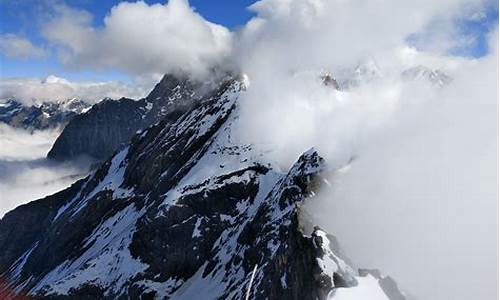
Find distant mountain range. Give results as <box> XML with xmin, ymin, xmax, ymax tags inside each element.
<box><xmin>401</xmin><ymin>65</ymin><xmax>452</xmax><ymax>87</ymax></box>
<box><xmin>0</xmin><ymin>98</ymin><xmax>91</xmax><ymax>130</ymax></box>
<box><xmin>334</xmin><ymin>58</ymin><xmax>452</xmax><ymax>90</ymax></box>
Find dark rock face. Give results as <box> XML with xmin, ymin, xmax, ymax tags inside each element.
<box><xmin>321</xmin><ymin>74</ymin><xmax>340</xmax><ymax>90</ymax></box>
<box><xmin>47</xmin><ymin>74</ymin><xmax>215</xmax><ymax>161</ymax></box>
<box><xmin>47</xmin><ymin>98</ymin><xmax>148</xmax><ymax>161</ymax></box>
<box><xmin>0</xmin><ymin>75</ymin><xmax>405</xmax><ymax>299</ymax></box>
<box><xmin>0</xmin><ymin>99</ymin><xmax>90</xmax><ymax>130</ymax></box>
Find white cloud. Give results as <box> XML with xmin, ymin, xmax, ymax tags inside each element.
<box><xmin>0</xmin><ymin>34</ymin><xmax>46</xmax><ymax>59</ymax></box>
<box><xmin>234</xmin><ymin>0</ymin><xmax>493</xmax><ymax>166</ymax></box>
<box><xmin>0</xmin><ymin>75</ymin><xmax>150</xmax><ymax>105</ymax></box>
<box><xmin>0</xmin><ymin>124</ymin><xmax>88</xmax><ymax>218</ymax></box>
<box><xmin>42</xmin><ymin>0</ymin><xmax>232</xmax><ymax>78</ymax></box>
<box><xmin>306</xmin><ymin>42</ymin><xmax>498</xmax><ymax>300</ymax></box>
<box><xmin>235</xmin><ymin>0</ymin><xmax>479</xmax><ymax>73</ymax></box>
<box><xmin>230</xmin><ymin>0</ymin><xmax>497</xmax><ymax>299</ymax></box>
<box><xmin>0</xmin><ymin>123</ymin><xmax>60</xmax><ymax>161</ymax></box>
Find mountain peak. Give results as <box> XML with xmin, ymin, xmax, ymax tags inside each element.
<box><xmin>401</xmin><ymin>65</ymin><xmax>452</xmax><ymax>87</ymax></box>
<box><xmin>146</xmin><ymin>73</ymin><xmax>194</xmax><ymax>100</ymax></box>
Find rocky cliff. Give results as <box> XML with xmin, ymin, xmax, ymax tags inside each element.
<box><xmin>47</xmin><ymin>74</ymin><xmax>214</xmax><ymax>161</ymax></box>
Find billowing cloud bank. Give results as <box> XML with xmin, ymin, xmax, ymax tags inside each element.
<box><xmin>306</xmin><ymin>42</ymin><xmax>498</xmax><ymax>300</ymax></box>
<box><xmin>231</xmin><ymin>1</ymin><xmax>498</xmax><ymax>300</ymax></box>
<box><xmin>43</xmin><ymin>0</ymin><xmax>232</xmax><ymax>78</ymax></box>
<box><xmin>235</xmin><ymin>0</ymin><xmax>487</xmax><ymax>73</ymax></box>
<box><xmin>235</xmin><ymin>0</ymin><xmax>496</xmax><ymax>166</ymax></box>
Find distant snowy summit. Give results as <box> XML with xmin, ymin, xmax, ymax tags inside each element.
<box><xmin>0</xmin><ymin>98</ymin><xmax>91</xmax><ymax>130</ymax></box>
<box><xmin>401</xmin><ymin>65</ymin><xmax>452</xmax><ymax>87</ymax></box>
<box><xmin>334</xmin><ymin>58</ymin><xmax>452</xmax><ymax>90</ymax></box>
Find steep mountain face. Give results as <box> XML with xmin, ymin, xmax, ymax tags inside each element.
<box><xmin>0</xmin><ymin>98</ymin><xmax>91</xmax><ymax>130</ymax></box>
<box><xmin>47</xmin><ymin>74</ymin><xmax>217</xmax><ymax>161</ymax></box>
<box><xmin>0</xmin><ymin>75</ymin><xmax>405</xmax><ymax>300</ymax></box>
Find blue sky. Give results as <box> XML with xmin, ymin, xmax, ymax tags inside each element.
<box><xmin>452</xmin><ymin>5</ymin><xmax>499</xmax><ymax>57</ymax></box>
<box><xmin>0</xmin><ymin>0</ymin><xmax>498</xmax><ymax>82</ymax></box>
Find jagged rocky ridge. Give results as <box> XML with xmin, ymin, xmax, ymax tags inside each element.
<box><xmin>0</xmin><ymin>98</ymin><xmax>90</xmax><ymax>130</ymax></box>
<box><xmin>47</xmin><ymin>74</ymin><xmax>219</xmax><ymax>161</ymax></box>
<box><xmin>0</xmin><ymin>75</ymin><xmax>405</xmax><ymax>299</ymax></box>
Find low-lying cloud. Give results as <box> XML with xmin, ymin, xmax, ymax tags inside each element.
<box><xmin>0</xmin><ymin>123</ymin><xmax>60</xmax><ymax>161</ymax></box>
<box><xmin>0</xmin><ymin>124</ymin><xmax>89</xmax><ymax>218</ymax></box>
<box><xmin>0</xmin><ymin>75</ymin><xmax>149</xmax><ymax>105</ymax></box>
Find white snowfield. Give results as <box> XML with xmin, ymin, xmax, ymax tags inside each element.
<box><xmin>331</xmin><ymin>275</ymin><xmax>390</xmax><ymax>300</ymax></box>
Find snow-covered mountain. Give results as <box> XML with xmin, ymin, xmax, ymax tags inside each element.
<box><xmin>401</xmin><ymin>65</ymin><xmax>452</xmax><ymax>87</ymax></box>
<box><xmin>336</xmin><ymin>58</ymin><xmax>384</xmax><ymax>90</ymax></box>
<box><xmin>0</xmin><ymin>75</ymin><xmax>406</xmax><ymax>299</ymax></box>
<box><xmin>0</xmin><ymin>98</ymin><xmax>91</xmax><ymax>130</ymax></box>
<box><xmin>47</xmin><ymin>74</ymin><xmax>225</xmax><ymax>161</ymax></box>
<box><xmin>335</xmin><ymin>59</ymin><xmax>451</xmax><ymax>90</ymax></box>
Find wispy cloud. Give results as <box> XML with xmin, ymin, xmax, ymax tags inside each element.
<box><xmin>0</xmin><ymin>34</ymin><xmax>46</xmax><ymax>59</ymax></box>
